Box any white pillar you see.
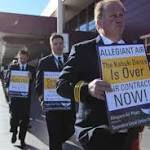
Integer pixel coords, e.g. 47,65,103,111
0,42,6,65
57,0,63,34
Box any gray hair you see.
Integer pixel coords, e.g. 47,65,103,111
94,0,126,22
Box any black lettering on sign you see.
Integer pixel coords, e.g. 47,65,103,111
111,69,119,80
114,89,148,108
122,67,143,78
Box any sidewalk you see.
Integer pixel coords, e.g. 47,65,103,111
140,126,150,150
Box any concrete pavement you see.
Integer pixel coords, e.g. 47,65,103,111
140,127,150,150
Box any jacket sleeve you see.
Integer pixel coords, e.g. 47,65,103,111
31,66,36,82
5,67,12,88
56,45,89,102
35,59,43,99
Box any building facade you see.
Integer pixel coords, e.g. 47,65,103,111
42,0,150,52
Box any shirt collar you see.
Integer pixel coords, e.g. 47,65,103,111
100,34,125,45
19,63,27,68
53,53,63,61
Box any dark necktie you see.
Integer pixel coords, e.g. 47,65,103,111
22,65,25,71
57,57,63,71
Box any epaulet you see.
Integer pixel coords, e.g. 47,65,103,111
39,54,51,62
10,64,19,69
74,37,97,47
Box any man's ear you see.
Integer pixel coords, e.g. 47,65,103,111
96,19,102,31
96,19,103,29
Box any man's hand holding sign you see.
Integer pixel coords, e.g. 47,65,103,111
88,79,112,100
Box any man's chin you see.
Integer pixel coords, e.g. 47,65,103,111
113,29,124,35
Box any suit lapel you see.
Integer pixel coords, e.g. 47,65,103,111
63,54,68,63
50,55,58,70
25,64,28,71
49,54,67,71
96,36,105,46
16,64,20,70
93,37,104,78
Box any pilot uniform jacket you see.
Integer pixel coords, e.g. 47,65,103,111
36,54,75,150
56,37,141,150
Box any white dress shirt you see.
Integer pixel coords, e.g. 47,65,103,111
19,64,27,71
100,33,125,45
53,54,64,69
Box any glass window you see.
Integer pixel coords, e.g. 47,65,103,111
88,20,96,31
65,2,97,32
80,9,87,26
79,23,88,31
88,3,94,22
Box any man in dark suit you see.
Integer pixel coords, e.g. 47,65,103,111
36,33,75,150
56,1,142,150
7,49,35,149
